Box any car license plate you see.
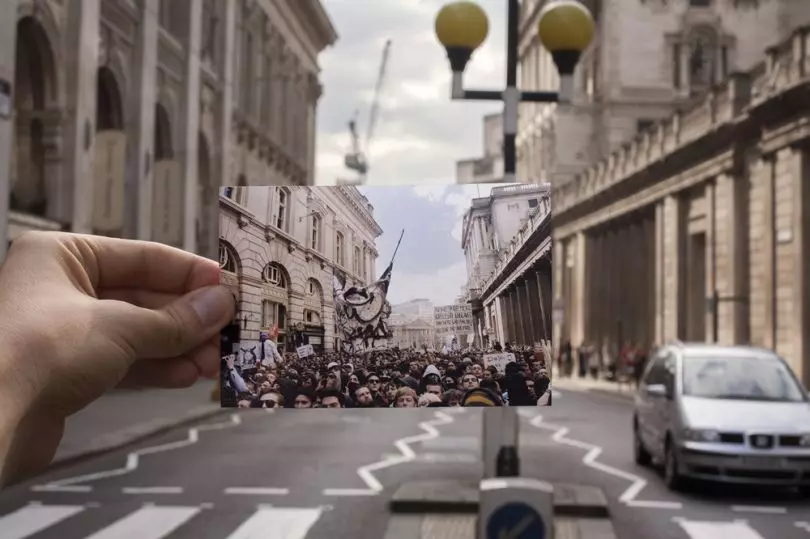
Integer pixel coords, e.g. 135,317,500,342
741,457,784,469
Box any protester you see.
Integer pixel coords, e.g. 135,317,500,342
220,340,554,410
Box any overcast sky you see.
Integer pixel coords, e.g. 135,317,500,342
316,0,508,186
361,183,509,305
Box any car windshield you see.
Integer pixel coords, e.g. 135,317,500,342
682,355,806,402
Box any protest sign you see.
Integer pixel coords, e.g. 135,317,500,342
433,303,473,335
483,352,516,374
296,344,314,358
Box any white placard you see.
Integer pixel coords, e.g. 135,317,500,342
483,352,516,374
434,303,473,335
297,344,314,358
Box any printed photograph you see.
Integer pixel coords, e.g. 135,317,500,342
219,184,553,409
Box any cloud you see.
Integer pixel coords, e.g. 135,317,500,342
360,183,516,305
316,0,507,186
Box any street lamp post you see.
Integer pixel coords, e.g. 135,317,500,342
434,0,595,183
434,0,594,481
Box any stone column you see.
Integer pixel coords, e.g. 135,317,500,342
571,231,587,347
654,202,665,344
503,291,515,344
662,195,686,341
536,265,552,341
510,287,521,346
0,0,19,260
215,0,238,188
179,0,203,252
64,0,101,234
129,0,159,241
519,277,537,346
512,283,525,346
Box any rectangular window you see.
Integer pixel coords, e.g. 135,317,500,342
276,189,287,231
336,233,344,266
720,45,729,78
637,119,655,134
528,198,539,208
673,43,682,89
311,215,320,250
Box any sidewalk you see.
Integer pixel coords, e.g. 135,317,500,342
54,380,226,466
552,375,637,401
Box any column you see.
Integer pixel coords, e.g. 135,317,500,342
662,195,686,341
0,0,19,260
510,287,521,346
129,0,159,241
593,231,607,347
512,284,525,346
503,290,515,344
571,231,588,347
64,0,101,234
519,277,537,346
215,0,237,188
536,265,552,341
525,268,543,343
552,239,565,352
654,202,665,344
179,0,203,252
705,181,717,341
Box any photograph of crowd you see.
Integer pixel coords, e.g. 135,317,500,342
219,184,554,409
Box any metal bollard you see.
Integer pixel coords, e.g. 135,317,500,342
478,477,555,539
482,407,520,478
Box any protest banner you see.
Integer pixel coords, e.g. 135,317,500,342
296,344,315,358
483,352,516,374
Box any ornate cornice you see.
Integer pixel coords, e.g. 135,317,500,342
335,186,383,237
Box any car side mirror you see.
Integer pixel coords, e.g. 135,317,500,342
645,384,667,398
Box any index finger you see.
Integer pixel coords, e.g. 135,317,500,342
69,233,219,294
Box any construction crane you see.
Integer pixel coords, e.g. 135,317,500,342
341,39,392,185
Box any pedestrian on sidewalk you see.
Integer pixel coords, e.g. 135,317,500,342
0,232,236,487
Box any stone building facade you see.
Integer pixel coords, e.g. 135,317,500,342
456,113,505,184
389,318,436,351
463,184,552,347
219,186,382,354
552,27,810,387
1,0,336,262
517,0,810,187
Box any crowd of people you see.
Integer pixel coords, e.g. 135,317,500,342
220,340,553,409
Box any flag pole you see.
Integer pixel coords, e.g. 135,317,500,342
388,229,405,268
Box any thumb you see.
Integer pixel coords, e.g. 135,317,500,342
113,285,236,359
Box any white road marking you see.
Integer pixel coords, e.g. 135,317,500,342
673,517,766,539
84,505,200,539
795,521,810,533
322,411,456,496
224,506,322,539
224,487,290,496
524,412,683,510
380,452,478,463
32,414,242,491
30,485,92,493
731,505,787,515
0,503,84,539
122,487,184,495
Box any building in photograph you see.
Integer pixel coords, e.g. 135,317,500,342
389,317,435,350
456,113,505,184
462,183,552,347
1,0,336,262
219,186,382,355
517,0,810,187
552,28,810,386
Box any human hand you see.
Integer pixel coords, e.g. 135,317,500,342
226,355,236,370
0,232,235,485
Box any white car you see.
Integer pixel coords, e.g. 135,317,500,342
632,342,810,492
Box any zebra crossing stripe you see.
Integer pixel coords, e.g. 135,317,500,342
84,505,200,539
224,507,323,539
673,518,766,539
0,503,85,539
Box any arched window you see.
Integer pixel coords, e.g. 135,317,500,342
262,300,287,331
263,262,287,288
304,309,321,325
219,242,238,273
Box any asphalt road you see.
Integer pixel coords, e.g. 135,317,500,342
0,391,808,538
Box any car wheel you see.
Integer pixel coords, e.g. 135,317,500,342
633,418,651,466
663,438,685,491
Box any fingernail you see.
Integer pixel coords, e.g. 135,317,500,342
188,286,234,327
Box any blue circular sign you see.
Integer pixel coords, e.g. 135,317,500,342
486,502,545,539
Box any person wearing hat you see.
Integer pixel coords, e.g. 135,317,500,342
461,387,503,407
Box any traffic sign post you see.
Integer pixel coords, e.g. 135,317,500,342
478,477,555,539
